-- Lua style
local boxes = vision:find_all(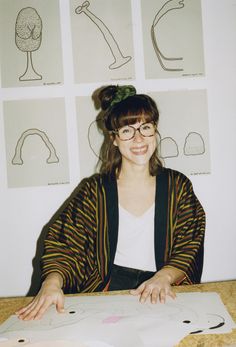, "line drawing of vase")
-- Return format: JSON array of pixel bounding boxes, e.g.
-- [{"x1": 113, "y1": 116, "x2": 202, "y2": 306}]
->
[
  {"x1": 151, "y1": 0, "x2": 185, "y2": 72},
  {"x1": 75, "y1": 1, "x2": 132, "y2": 69},
  {"x1": 12, "y1": 128, "x2": 59, "y2": 165},
  {"x1": 15, "y1": 7, "x2": 43, "y2": 81}
]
